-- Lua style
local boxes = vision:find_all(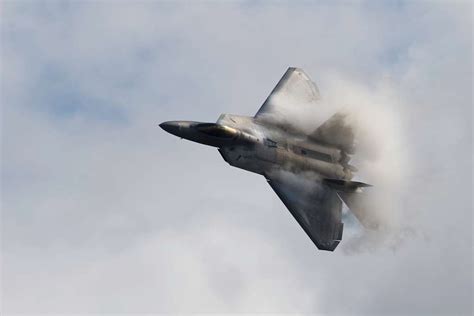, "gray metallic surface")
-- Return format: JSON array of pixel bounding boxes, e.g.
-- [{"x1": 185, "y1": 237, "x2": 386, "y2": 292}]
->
[{"x1": 160, "y1": 67, "x2": 371, "y2": 251}]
